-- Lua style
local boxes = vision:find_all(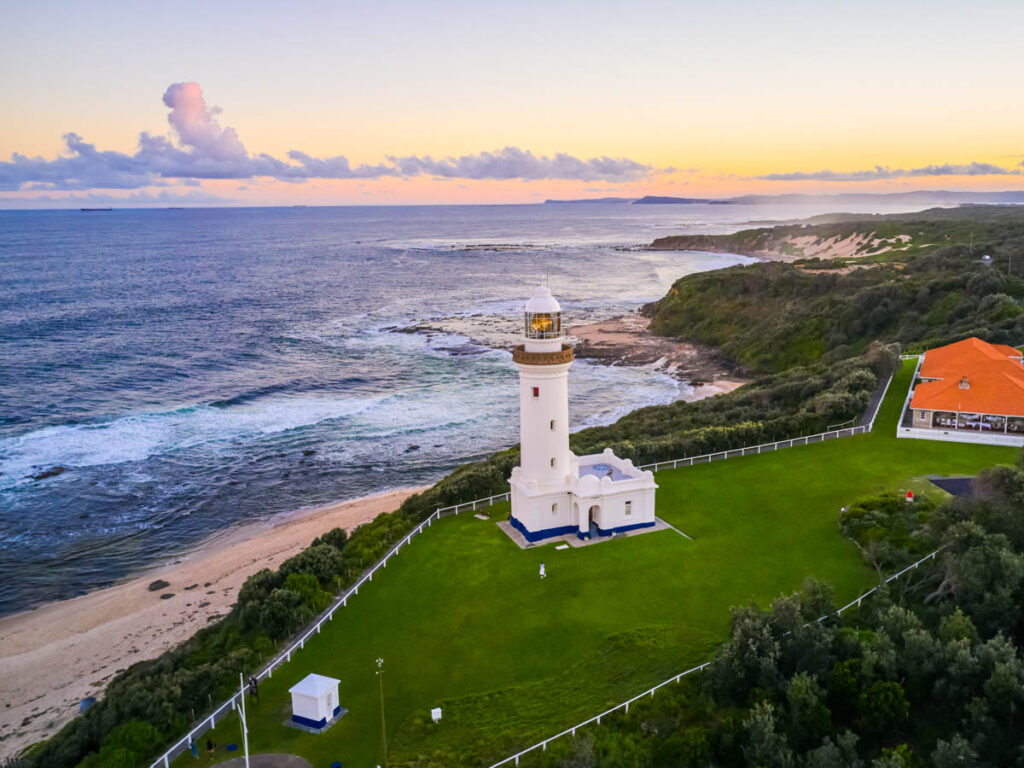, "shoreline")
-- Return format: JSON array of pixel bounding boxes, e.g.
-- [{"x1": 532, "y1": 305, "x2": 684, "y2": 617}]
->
[
  {"x1": 1, "y1": 310, "x2": 743, "y2": 758},
  {"x1": 0, "y1": 485, "x2": 425, "y2": 758},
  {"x1": 569, "y1": 315, "x2": 745, "y2": 395}
]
